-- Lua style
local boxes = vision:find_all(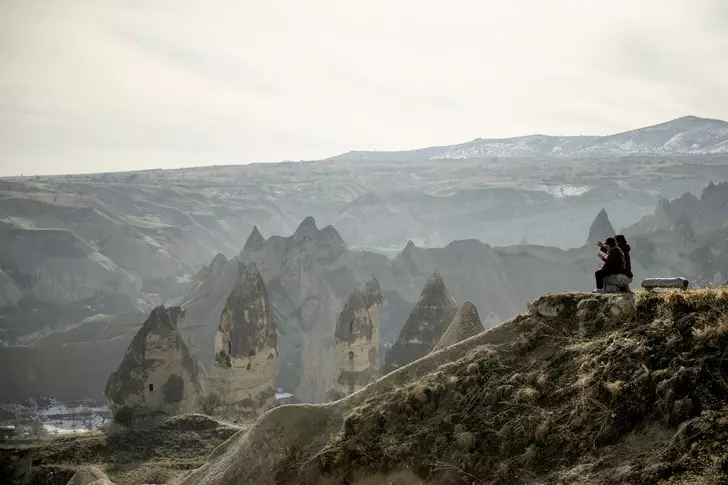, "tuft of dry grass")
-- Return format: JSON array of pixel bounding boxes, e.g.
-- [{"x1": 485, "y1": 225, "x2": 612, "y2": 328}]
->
[
  {"x1": 603, "y1": 380, "x2": 623, "y2": 397},
  {"x1": 693, "y1": 312, "x2": 728, "y2": 342}
]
